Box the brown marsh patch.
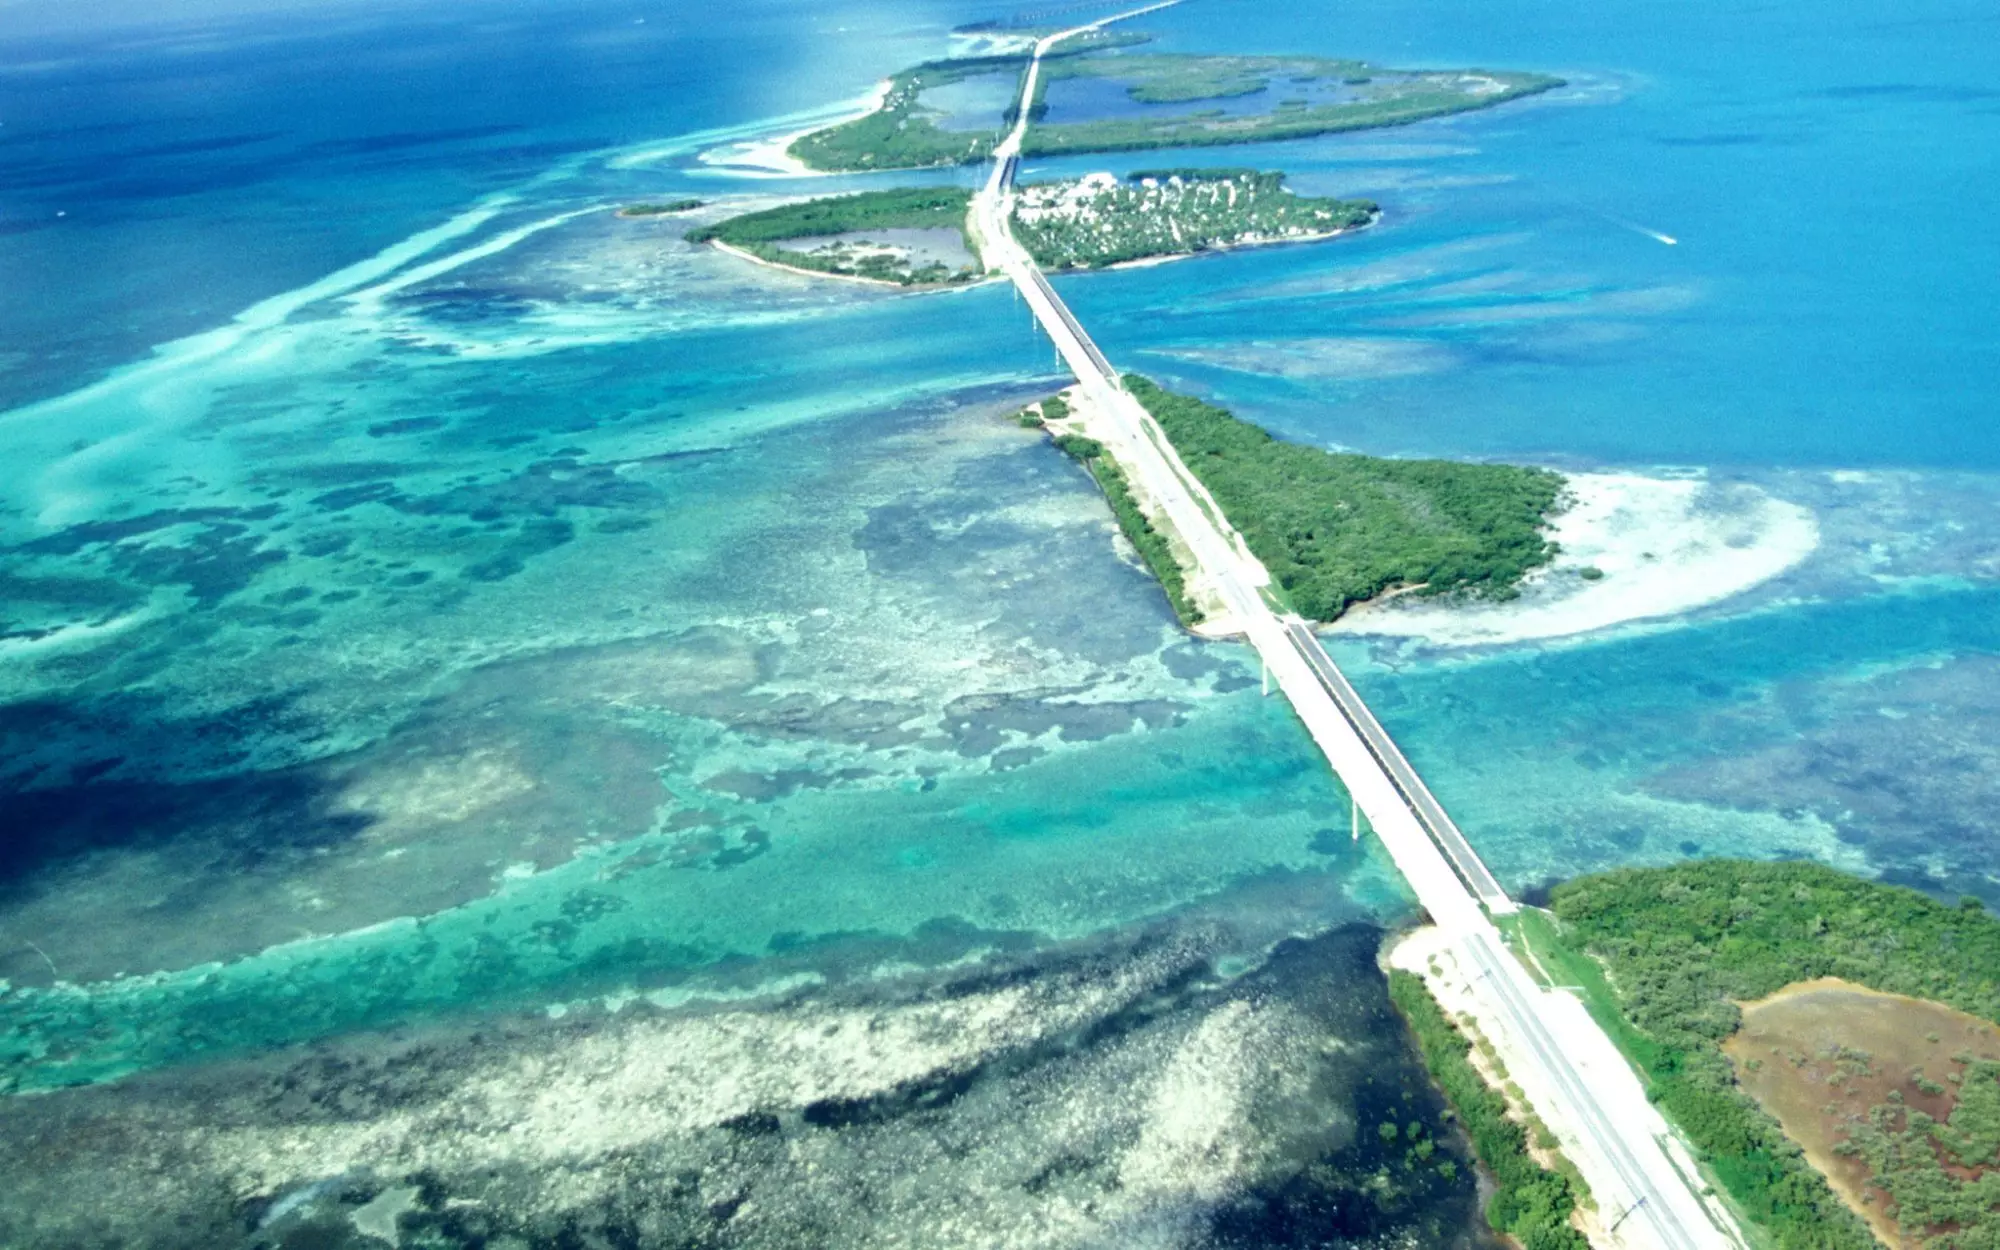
[1725,977,2000,1248]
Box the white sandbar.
[1328,471,1820,647]
[695,81,892,179]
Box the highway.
[1281,619,1512,910]
[973,15,1742,1249]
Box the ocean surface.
[1,0,1996,1243]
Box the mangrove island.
[1026,377,1566,627]
[788,44,1563,173]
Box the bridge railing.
[1282,621,1512,910]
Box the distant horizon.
[0,0,670,40]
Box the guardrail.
[1282,620,1512,911]
[1022,267,1117,381]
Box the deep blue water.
[0,0,1996,1240]
[1068,0,2000,468]
[0,0,955,409]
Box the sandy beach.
[1022,385,1818,650]
[695,81,892,178]
[707,239,906,288]
[1328,471,1820,647]
[703,238,1003,292]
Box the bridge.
[972,12,1743,1249]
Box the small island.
[786,31,1144,172]
[1012,169,1376,269]
[615,199,705,218]
[787,45,1563,173]
[684,187,982,286]
[683,168,1377,287]
[1022,54,1563,159]
[1025,376,1566,627]
[1458,862,2000,1250]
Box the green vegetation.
[1036,52,1316,110]
[1024,54,1564,158]
[686,187,970,247]
[1017,392,1069,427]
[789,57,1019,171]
[687,188,980,285]
[1010,169,1375,269]
[1122,60,1270,103]
[1048,425,1201,626]
[617,199,704,217]
[1123,376,1564,620]
[787,47,1560,172]
[1547,860,2000,1250]
[1840,1060,2000,1242]
[1126,166,1261,182]
[1388,971,1590,1250]
[787,32,1144,172]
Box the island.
[1011,169,1376,269]
[787,44,1563,173]
[1437,862,2000,1250]
[1026,377,1565,627]
[1023,54,1563,158]
[615,199,705,218]
[684,168,1375,287]
[683,188,982,286]
[785,31,1144,172]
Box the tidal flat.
[0,924,1503,1250]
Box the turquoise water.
[1,0,1996,1241]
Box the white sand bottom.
[696,132,820,179]
[1328,471,1820,647]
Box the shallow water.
[1,0,1996,1241]
[917,69,1022,132]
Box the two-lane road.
[1281,618,1512,910]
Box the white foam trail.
[0,198,510,430]
[0,601,161,660]
[12,195,595,526]
[1597,211,1678,245]
[342,208,596,311]
[4,149,601,436]
[378,299,839,360]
